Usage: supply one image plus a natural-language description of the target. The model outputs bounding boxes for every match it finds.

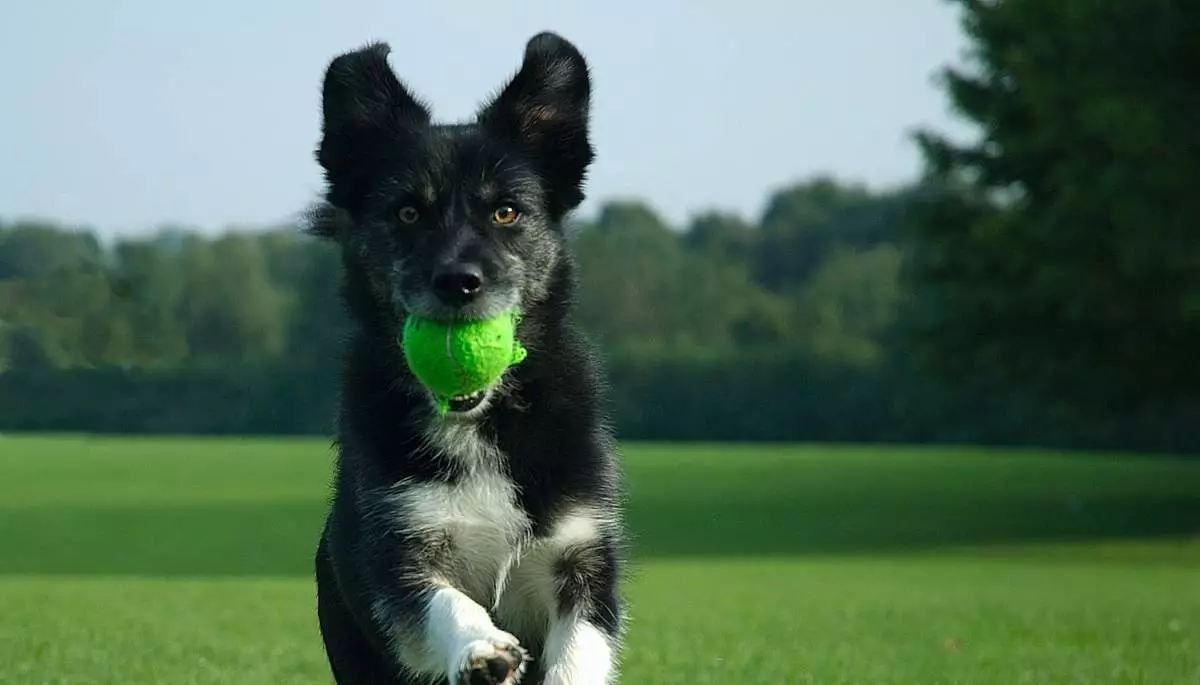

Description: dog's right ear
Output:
[315,42,431,219]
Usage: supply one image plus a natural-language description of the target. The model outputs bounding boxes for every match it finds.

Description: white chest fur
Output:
[382,459,617,685]
[387,469,533,605]
[386,469,610,635]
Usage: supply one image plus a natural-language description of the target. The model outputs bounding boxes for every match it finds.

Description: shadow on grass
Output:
[1,491,1198,576]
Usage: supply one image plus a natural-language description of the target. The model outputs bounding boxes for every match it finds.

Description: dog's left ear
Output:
[478,32,595,218]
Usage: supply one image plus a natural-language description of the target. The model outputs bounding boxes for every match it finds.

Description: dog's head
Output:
[309,32,593,332]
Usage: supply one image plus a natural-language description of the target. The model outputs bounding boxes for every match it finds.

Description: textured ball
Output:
[400,311,527,407]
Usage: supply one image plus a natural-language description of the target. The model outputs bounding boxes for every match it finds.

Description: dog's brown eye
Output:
[397,206,420,224]
[492,205,520,226]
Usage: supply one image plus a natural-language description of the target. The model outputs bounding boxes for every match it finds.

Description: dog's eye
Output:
[492,205,521,226]
[397,206,420,224]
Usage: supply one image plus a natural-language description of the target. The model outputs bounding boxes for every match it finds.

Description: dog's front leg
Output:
[422,584,529,685]
[372,582,528,685]
[540,532,625,685]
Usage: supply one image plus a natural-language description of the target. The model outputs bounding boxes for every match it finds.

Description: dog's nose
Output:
[431,263,485,305]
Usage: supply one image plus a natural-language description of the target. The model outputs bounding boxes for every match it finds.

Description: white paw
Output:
[451,633,529,685]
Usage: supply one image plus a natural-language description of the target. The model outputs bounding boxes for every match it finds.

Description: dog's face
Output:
[312,33,593,327]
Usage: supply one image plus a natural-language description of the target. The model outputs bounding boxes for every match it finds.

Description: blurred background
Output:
[1,1,1198,684]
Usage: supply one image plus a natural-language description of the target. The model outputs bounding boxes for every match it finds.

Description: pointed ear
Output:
[478,32,595,217]
[316,42,431,212]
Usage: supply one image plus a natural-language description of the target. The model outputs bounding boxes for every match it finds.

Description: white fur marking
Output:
[398,586,526,683]
[426,586,499,662]
[495,505,610,650]
[381,446,616,684]
[537,507,618,685]
[422,419,500,469]
[551,506,604,548]
[542,618,614,685]
[386,470,531,604]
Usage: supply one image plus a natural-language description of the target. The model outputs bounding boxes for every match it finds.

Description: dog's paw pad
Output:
[456,639,527,685]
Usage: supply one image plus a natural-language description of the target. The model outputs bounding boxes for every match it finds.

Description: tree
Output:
[793,244,904,368]
[111,237,189,366]
[0,221,131,368]
[571,201,790,359]
[282,237,350,368]
[176,233,289,364]
[755,177,909,292]
[906,0,1200,410]
[0,221,105,280]
[682,211,756,265]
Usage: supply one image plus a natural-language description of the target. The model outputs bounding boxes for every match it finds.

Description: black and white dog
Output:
[307,32,627,685]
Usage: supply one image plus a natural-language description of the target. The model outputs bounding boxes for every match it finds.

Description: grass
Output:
[0,435,1198,684]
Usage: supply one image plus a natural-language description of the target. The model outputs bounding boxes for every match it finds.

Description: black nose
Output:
[431,263,484,305]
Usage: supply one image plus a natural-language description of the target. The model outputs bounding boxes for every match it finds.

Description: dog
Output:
[305,32,628,685]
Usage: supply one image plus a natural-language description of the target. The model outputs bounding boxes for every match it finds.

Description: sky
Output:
[0,1,973,237]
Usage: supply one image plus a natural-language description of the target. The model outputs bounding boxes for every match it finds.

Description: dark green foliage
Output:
[4,354,1199,453]
[2,163,1198,452]
[756,177,912,291]
[907,0,1200,411]
[573,201,789,358]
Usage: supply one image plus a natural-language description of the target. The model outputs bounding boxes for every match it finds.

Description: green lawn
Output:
[0,435,1198,684]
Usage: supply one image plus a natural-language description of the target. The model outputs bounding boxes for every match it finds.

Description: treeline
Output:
[0,176,1196,452]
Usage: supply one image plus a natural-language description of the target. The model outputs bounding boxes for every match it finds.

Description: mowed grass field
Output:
[0,435,1198,684]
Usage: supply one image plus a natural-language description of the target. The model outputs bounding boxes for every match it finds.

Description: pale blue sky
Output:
[0,1,972,236]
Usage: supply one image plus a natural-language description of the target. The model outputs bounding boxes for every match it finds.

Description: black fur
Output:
[306,32,626,685]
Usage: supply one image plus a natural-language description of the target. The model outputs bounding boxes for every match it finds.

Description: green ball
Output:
[400,311,527,408]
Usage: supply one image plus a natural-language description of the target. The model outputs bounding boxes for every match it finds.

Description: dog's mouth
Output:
[446,389,489,414]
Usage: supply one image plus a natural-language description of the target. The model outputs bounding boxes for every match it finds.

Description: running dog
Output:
[307,31,627,685]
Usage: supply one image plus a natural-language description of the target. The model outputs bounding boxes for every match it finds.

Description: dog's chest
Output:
[389,470,532,601]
